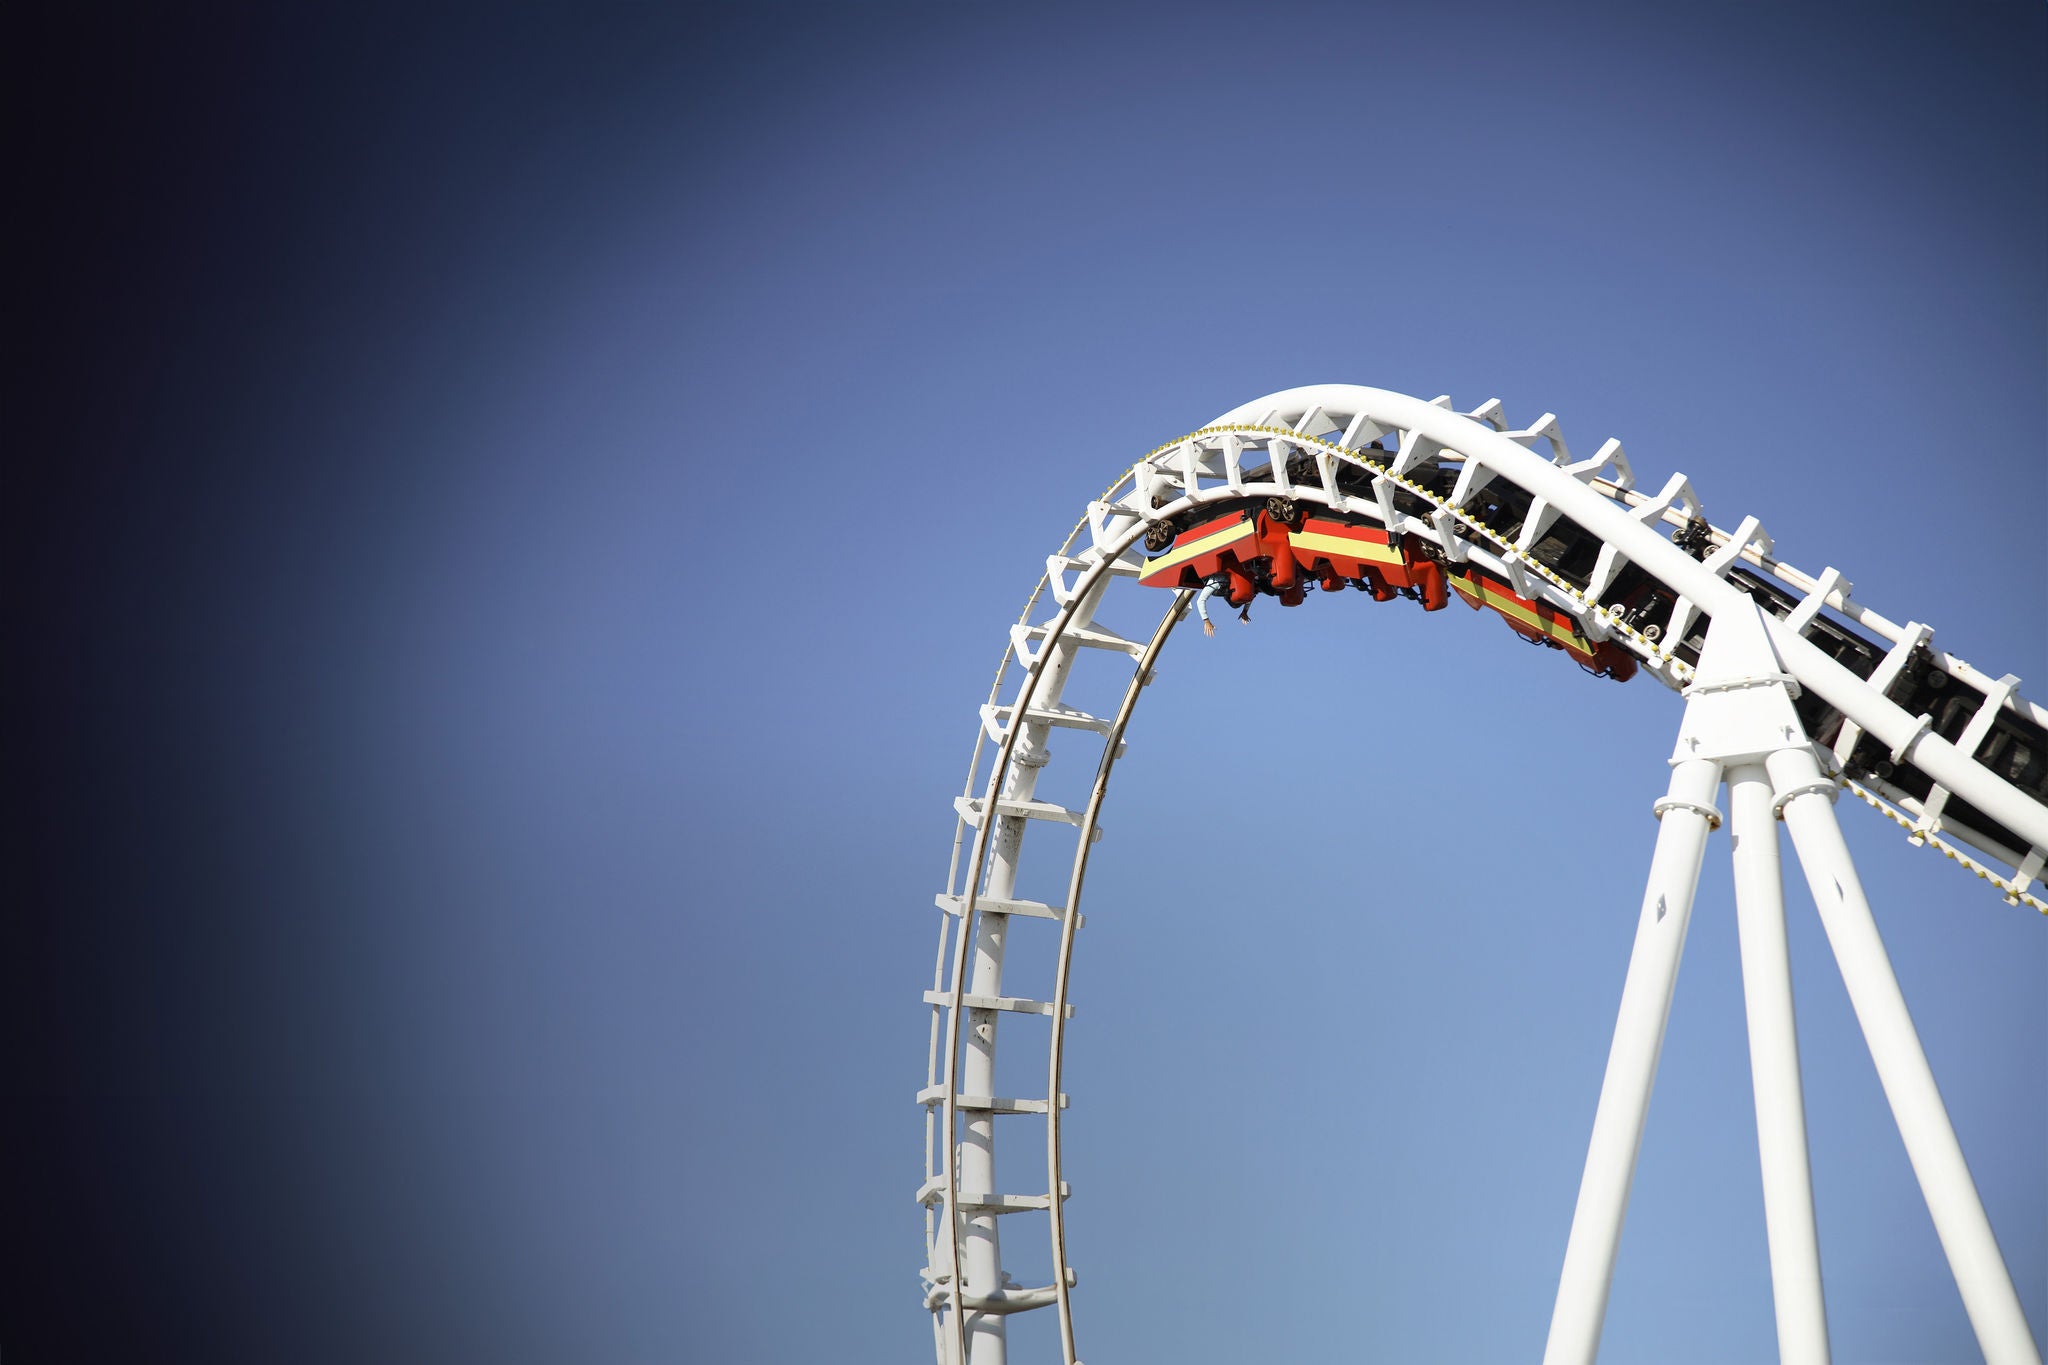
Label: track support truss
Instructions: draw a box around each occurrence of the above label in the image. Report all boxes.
[1545,603,2038,1365]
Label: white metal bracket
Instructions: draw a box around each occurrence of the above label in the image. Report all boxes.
[1585,470,1702,603]
[1672,600,1812,766]
[1499,411,1570,464]
[1339,409,1386,448]
[1916,673,2022,835]
[1087,500,1140,554]
[2009,847,2045,905]
[1466,397,1508,430]
[1783,566,1851,639]
[1831,621,1933,767]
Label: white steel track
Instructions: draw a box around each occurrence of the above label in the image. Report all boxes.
[918,385,2046,1364]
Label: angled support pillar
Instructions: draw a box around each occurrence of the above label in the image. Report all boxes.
[1768,743,2043,1365]
[1543,754,1721,1365]
[1727,760,1830,1364]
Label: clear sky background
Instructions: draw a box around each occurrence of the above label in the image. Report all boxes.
[8,3,2044,1362]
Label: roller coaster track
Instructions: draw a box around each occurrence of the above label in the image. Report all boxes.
[917,385,2046,1365]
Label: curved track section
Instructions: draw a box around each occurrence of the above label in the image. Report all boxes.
[918,385,2048,1365]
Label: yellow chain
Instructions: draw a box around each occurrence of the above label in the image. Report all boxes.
[1840,780,2048,913]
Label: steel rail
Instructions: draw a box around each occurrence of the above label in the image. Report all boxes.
[1044,592,1193,1364]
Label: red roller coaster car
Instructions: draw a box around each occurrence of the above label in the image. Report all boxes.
[1138,493,1636,682]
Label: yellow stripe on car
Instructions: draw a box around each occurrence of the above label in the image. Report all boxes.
[1287,528,1404,565]
[1142,517,1254,575]
[1455,573,1590,652]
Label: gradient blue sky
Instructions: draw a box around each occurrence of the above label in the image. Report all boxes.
[8,3,2044,1362]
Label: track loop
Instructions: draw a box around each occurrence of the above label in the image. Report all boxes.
[921,385,2048,1365]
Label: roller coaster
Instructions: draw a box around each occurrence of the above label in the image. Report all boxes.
[916,385,2046,1365]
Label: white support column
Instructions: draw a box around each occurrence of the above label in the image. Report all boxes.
[958,763,1039,1365]
[959,865,1011,1365]
[1726,762,1830,1364]
[1544,756,1721,1365]
[1768,745,2043,1365]
[954,572,1114,1365]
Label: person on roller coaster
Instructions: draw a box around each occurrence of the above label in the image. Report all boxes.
[1194,572,1251,636]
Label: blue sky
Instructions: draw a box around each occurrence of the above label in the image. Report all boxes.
[9,3,2043,1361]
